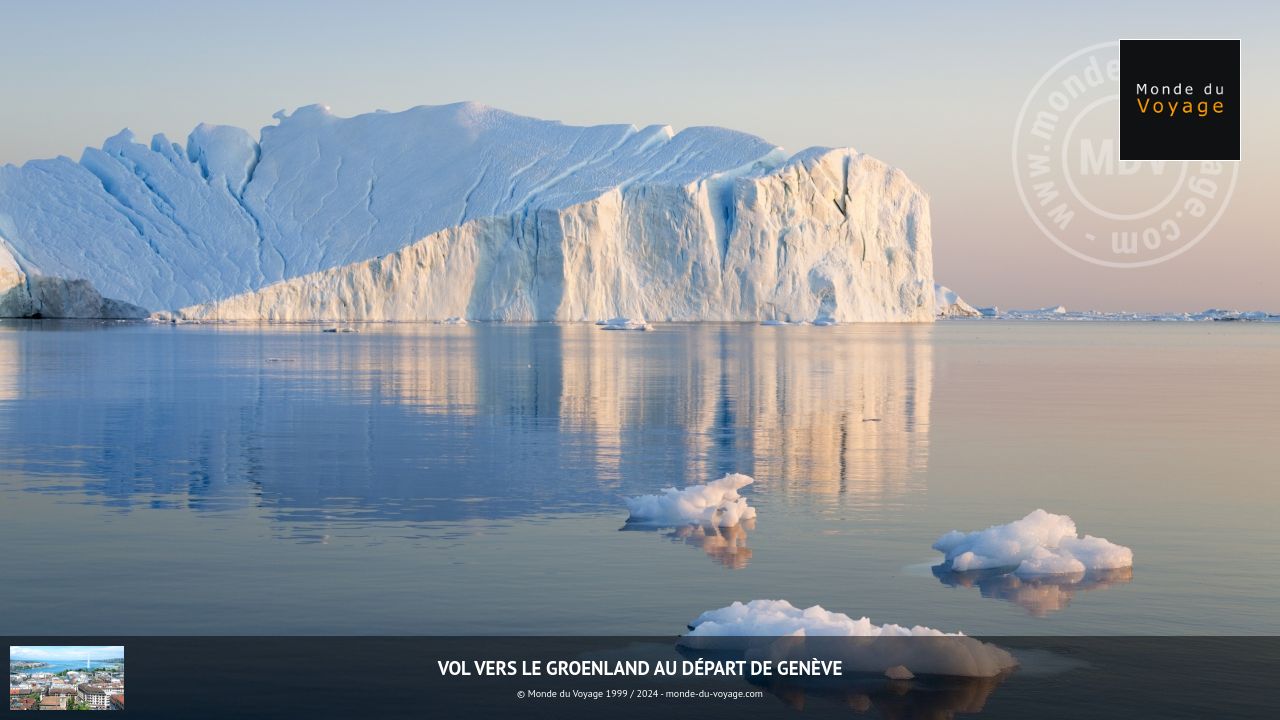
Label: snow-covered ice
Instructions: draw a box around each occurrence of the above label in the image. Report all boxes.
[679,599,1017,677]
[932,509,1133,576]
[0,103,935,322]
[624,473,756,527]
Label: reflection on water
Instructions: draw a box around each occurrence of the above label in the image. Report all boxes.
[755,672,1008,719]
[677,635,1012,719]
[932,566,1135,616]
[0,323,933,540]
[4,321,1279,636]
[621,520,755,570]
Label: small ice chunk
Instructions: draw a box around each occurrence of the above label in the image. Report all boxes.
[933,509,1133,577]
[884,665,914,680]
[625,473,756,527]
[599,317,652,331]
[439,317,468,325]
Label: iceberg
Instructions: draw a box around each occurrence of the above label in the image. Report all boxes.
[679,599,1017,678]
[934,283,980,318]
[0,103,935,322]
[932,509,1133,577]
[624,473,757,527]
[0,236,146,319]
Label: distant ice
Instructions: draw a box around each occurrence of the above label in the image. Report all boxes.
[974,305,1278,322]
[933,509,1133,577]
[624,473,756,527]
[679,599,1017,677]
[438,317,468,325]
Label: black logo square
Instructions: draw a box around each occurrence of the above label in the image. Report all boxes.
[1120,39,1240,161]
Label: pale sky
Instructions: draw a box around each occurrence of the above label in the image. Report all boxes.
[10,646,124,661]
[1,0,1275,311]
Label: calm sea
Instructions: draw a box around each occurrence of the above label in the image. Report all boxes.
[0,321,1276,635]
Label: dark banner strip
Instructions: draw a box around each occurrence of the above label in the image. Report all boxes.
[7,637,1279,718]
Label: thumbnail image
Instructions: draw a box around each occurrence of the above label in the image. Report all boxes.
[9,647,124,711]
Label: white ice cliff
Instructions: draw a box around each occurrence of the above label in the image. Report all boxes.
[0,103,934,321]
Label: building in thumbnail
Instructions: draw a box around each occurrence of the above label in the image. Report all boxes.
[77,683,111,710]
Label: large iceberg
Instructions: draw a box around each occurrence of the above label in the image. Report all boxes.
[0,103,934,321]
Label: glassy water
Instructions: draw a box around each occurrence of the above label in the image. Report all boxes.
[0,321,1276,635]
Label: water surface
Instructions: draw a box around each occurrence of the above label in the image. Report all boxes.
[0,321,1275,635]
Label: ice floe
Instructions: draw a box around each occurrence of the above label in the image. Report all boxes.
[624,473,756,527]
[678,599,1017,678]
[598,317,652,331]
[932,509,1133,577]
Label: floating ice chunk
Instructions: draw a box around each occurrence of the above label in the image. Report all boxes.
[439,317,468,325]
[812,317,837,326]
[679,599,1017,677]
[322,326,358,333]
[933,509,1133,577]
[599,317,652,331]
[885,665,915,680]
[684,599,968,639]
[624,473,756,527]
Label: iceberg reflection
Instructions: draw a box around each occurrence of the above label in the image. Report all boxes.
[0,323,932,539]
[932,565,1135,616]
[621,519,755,570]
[752,672,1008,718]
